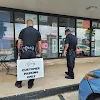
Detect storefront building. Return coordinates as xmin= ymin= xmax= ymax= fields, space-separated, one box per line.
xmin=0 ymin=6 xmax=100 ymax=61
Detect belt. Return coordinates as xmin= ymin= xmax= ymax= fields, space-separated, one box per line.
xmin=21 ymin=46 xmax=35 ymax=52
xmin=68 ymin=49 xmax=75 ymax=55
xmin=68 ymin=49 xmax=75 ymax=52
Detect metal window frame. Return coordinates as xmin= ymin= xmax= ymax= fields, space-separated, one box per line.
xmin=0 ymin=6 xmax=100 ymax=61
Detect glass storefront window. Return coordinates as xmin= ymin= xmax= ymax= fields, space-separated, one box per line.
xmin=15 ymin=12 xmax=38 ymax=58
xmin=91 ymin=21 xmax=100 ymax=56
xmin=77 ymin=19 xmax=90 ymax=57
xmin=39 ymin=15 xmax=58 ymax=58
xmin=15 ymin=12 xmax=38 ymax=40
xmin=0 ymin=11 xmax=14 ymax=61
xmin=1 ymin=9 xmax=100 ymax=60
xmin=59 ymin=17 xmax=75 ymax=57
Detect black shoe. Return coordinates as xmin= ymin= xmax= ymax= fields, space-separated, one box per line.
xmin=15 ymin=82 xmax=22 ymax=88
xmin=65 ymin=76 xmax=74 ymax=79
xmin=65 ymin=72 xmax=69 ymax=75
xmin=28 ymin=83 xmax=34 ymax=89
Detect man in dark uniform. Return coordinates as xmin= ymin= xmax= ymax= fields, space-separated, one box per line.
xmin=15 ymin=19 xmax=41 ymax=89
xmin=63 ymin=29 xmax=77 ymax=79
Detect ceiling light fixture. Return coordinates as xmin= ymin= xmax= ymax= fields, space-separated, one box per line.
xmin=86 ymin=6 xmax=97 ymax=11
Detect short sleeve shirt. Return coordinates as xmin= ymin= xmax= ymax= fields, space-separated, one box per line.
xmin=19 ymin=26 xmax=41 ymax=47
xmin=65 ymin=34 xmax=77 ymax=51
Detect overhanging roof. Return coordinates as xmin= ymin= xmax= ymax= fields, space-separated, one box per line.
xmin=0 ymin=0 xmax=100 ymax=19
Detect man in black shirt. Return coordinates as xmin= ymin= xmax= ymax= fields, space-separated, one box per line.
xmin=63 ymin=29 xmax=77 ymax=79
xmin=15 ymin=19 xmax=41 ymax=89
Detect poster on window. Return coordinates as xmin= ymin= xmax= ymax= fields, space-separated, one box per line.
xmin=77 ymin=19 xmax=83 ymax=28
xmin=94 ymin=29 xmax=100 ymax=56
xmin=52 ymin=39 xmax=57 ymax=53
xmin=25 ymin=14 xmax=37 ymax=25
xmin=92 ymin=22 xmax=98 ymax=28
xmin=59 ymin=27 xmax=66 ymax=53
xmin=91 ymin=42 xmax=95 ymax=47
xmin=25 ymin=14 xmax=38 ymax=29
xmin=83 ymin=20 xmax=90 ymax=28
xmin=52 ymin=22 xmax=57 ymax=27
xmin=98 ymin=23 xmax=100 ymax=28
xmin=15 ymin=12 xmax=25 ymax=23
xmin=51 ymin=23 xmax=57 ymax=36
xmin=41 ymin=43 xmax=48 ymax=49
xmin=39 ymin=25 xmax=51 ymax=35
xmin=39 ymin=15 xmax=48 ymax=22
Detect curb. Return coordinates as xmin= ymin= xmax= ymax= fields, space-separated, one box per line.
xmin=0 ymin=84 xmax=79 ymax=100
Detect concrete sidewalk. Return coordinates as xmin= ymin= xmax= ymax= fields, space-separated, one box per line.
xmin=0 ymin=59 xmax=100 ymax=98
xmin=39 ymin=91 xmax=78 ymax=100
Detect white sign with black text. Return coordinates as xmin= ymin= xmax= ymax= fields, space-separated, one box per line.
xmin=17 ymin=58 xmax=44 ymax=81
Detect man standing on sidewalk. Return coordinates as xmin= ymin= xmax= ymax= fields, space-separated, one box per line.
xmin=15 ymin=19 xmax=41 ymax=89
xmin=63 ymin=29 xmax=77 ymax=79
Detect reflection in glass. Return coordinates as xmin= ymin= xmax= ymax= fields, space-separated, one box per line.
xmin=15 ymin=13 xmax=38 ymax=58
xmin=92 ymin=29 xmax=100 ymax=56
xmin=15 ymin=24 xmax=26 ymax=40
xmin=77 ymin=19 xmax=90 ymax=57
xmin=77 ymin=28 xmax=90 ymax=56
xmin=39 ymin=15 xmax=58 ymax=58
xmin=0 ymin=22 xmax=14 ymax=61
xmin=59 ymin=17 xmax=75 ymax=57
xmin=15 ymin=14 xmax=38 ymax=40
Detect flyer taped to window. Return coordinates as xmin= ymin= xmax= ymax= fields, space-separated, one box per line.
xmin=17 ymin=58 xmax=44 ymax=81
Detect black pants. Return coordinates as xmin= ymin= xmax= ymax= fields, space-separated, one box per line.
xmin=66 ymin=51 xmax=76 ymax=78
xmin=16 ymin=50 xmax=36 ymax=86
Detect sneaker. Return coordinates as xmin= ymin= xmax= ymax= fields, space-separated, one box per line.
xmin=15 ymin=82 xmax=22 ymax=88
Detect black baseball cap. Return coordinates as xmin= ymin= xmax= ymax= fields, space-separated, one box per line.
xmin=65 ymin=29 xmax=71 ymax=33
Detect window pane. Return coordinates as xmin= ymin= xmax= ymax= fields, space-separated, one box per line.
xmin=15 ymin=13 xmax=38 ymax=40
xmin=39 ymin=15 xmax=58 ymax=58
xmin=25 ymin=14 xmax=38 ymax=29
xmin=15 ymin=13 xmax=38 ymax=59
xmin=0 ymin=11 xmax=14 ymax=61
xmin=15 ymin=23 xmax=26 ymax=40
xmin=77 ymin=19 xmax=90 ymax=57
xmin=59 ymin=17 xmax=75 ymax=57
xmin=14 ymin=12 xmax=25 ymax=24
xmin=91 ymin=22 xmax=100 ymax=56
xmin=0 ymin=11 xmax=13 ymax=22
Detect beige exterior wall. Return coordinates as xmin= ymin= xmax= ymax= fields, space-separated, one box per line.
xmin=0 ymin=0 xmax=100 ymax=19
